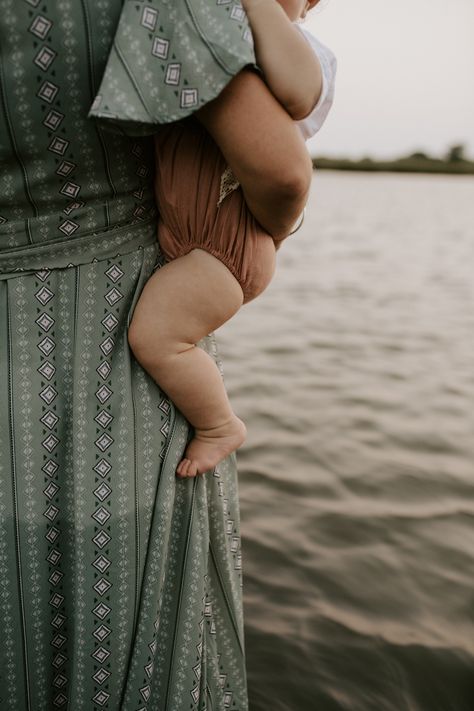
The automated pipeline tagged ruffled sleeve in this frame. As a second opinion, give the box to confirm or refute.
[88,0,258,136]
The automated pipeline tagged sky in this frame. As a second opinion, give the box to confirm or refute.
[303,0,474,160]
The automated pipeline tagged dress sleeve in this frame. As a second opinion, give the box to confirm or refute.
[88,0,258,136]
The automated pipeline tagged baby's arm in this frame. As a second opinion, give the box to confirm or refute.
[242,0,322,120]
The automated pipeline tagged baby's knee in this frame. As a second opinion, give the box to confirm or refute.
[128,318,160,366]
[127,318,184,371]
[127,321,146,362]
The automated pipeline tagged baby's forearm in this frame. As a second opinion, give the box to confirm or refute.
[243,0,322,120]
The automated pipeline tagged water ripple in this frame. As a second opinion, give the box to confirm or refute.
[216,172,474,710]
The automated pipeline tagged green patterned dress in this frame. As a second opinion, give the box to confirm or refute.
[0,1,256,709]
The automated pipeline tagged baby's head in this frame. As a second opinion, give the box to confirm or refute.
[276,0,321,22]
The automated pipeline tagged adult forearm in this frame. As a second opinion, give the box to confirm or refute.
[196,68,313,240]
[242,0,322,119]
[239,156,311,241]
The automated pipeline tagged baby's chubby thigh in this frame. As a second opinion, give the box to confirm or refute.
[127,249,245,369]
[127,266,172,368]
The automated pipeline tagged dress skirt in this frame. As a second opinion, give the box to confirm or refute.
[0,221,247,710]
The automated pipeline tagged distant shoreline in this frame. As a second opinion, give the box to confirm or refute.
[311,156,474,175]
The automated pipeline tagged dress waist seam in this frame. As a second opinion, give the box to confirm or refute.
[0,217,158,279]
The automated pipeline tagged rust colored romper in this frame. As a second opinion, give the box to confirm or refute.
[153,117,277,304]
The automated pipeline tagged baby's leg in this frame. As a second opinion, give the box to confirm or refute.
[127,248,246,478]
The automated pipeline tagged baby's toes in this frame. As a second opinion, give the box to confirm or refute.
[187,460,200,478]
[176,458,189,477]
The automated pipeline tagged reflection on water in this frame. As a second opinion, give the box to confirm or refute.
[216,171,474,711]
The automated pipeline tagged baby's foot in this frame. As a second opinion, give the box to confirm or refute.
[176,415,247,478]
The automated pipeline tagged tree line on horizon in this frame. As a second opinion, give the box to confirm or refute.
[312,144,474,175]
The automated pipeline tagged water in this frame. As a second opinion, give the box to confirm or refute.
[215,171,474,711]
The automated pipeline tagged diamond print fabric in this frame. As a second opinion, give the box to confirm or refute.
[0,0,249,708]
[88,0,257,135]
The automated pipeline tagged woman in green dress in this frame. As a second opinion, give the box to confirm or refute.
[0,1,309,708]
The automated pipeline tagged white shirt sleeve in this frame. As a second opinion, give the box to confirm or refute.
[293,24,337,141]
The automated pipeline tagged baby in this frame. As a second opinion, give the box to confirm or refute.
[128,0,337,478]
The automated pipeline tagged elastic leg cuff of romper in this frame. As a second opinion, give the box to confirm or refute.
[164,245,246,294]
